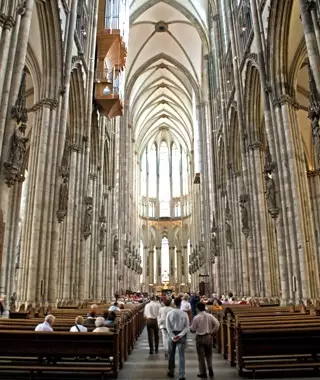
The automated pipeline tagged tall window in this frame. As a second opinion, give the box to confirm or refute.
[140,150,147,197]
[172,143,180,197]
[148,144,157,198]
[182,151,188,195]
[159,141,170,217]
[161,237,169,278]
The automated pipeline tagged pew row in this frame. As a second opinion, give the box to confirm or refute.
[0,330,119,379]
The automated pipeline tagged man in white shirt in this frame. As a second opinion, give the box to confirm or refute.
[70,316,88,332]
[144,295,161,354]
[157,298,173,357]
[190,302,220,378]
[35,314,55,331]
[166,297,189,380]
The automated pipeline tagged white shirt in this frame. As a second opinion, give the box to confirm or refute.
[93,326,110,332]
[109,305,120,311]
[144,301,161,319]
[35,321,53,332]
[166,308,189,339]
[181,300,191,312]
[157,306,173,329]
[190,311,220,335]
[70,324,88,332]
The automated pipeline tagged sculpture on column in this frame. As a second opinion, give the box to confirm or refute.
[264,173,279,217]
[308,61,320,166]
[146,255,150,276]
[83,205,93,239]
[4,70,28,187]
[98,223,106,251]
[210,231,218,261]
[57,176,69,222]
[181,255,185,276]
[170,256,174,275]
[239,193,250,236]
[225,221,232,248]
[113,235,119,264]
[158,255,161,276]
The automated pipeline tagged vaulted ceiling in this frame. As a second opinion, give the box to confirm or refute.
[126,0,209,154]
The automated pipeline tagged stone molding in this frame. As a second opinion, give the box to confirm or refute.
[0,13,6,27]
[89,173,97,180]
[4,16,14,30]
[248,141,263,151]
[69,143,82,152]
[17,1,27,16]
[273,94,299,110]
[28,98,59,112]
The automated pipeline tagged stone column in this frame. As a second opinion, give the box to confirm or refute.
[298,0,320,93]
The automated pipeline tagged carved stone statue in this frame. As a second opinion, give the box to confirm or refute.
[99,223,106,249]
[240,202,249,231]
[211,231,218,259]
[158,255,161,276]
[181,255,185,276]
[10,123,28,170]
[83,205,92,238]
[113,235,119,253]
[170,256,174,275]
[146,256,150,276]
[265,174,278,218]
[59,177,68,211]
[225,221,232,248]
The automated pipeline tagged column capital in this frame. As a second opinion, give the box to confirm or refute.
[273,94,299,110]
[4,16,14,30]
[28,97,59,111]
[69,143,82,153]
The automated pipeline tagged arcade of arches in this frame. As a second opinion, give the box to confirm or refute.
[0,0,320,307]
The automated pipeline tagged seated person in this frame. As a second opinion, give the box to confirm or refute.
[105,311,117,327]
[108,302,120,312]
[103,310,109,321]
[70,316,88,332]
[93,317,110,332]
[35,314,55,331]
[87,303,98,318]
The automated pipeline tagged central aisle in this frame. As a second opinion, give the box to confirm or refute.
[117,328,241,380]
[117,328,319,380]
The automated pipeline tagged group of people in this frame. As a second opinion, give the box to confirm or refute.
[144,293,220,380]
[34,303,119,333]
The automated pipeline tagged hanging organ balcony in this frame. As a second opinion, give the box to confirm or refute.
[95,0,128,118]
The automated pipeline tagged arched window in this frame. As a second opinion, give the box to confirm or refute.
[140,150,147,197]
[172,143,180,197]
[148,143,157,198]
[182,150,188,196]
[159,141,170,217]
[161,237,169,278]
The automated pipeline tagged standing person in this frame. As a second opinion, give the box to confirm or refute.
[190,302,220,378]
[190,291,200,319]
[166,297,189,380]
[181,293,192,323]
[158,298,173,358]
[144,295,161,354]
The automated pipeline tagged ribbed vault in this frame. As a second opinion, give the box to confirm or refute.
[127,0,208,154]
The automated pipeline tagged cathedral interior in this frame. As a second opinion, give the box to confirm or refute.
[0,0,320,307]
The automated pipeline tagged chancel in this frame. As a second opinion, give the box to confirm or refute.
[0,0,320,379]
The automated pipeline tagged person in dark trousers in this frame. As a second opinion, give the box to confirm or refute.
[166,297,189,380]
[144,295,161,354]
[190,291,200,318]
[190,302,220,378]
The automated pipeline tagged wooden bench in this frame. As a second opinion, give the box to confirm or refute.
[236,324,320,376]
[0,330,119,379]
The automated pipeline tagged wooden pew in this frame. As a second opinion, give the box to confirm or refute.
[0,330,119,379]
[236,324,320,376]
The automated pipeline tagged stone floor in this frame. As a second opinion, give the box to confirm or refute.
[117,329,320,380]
